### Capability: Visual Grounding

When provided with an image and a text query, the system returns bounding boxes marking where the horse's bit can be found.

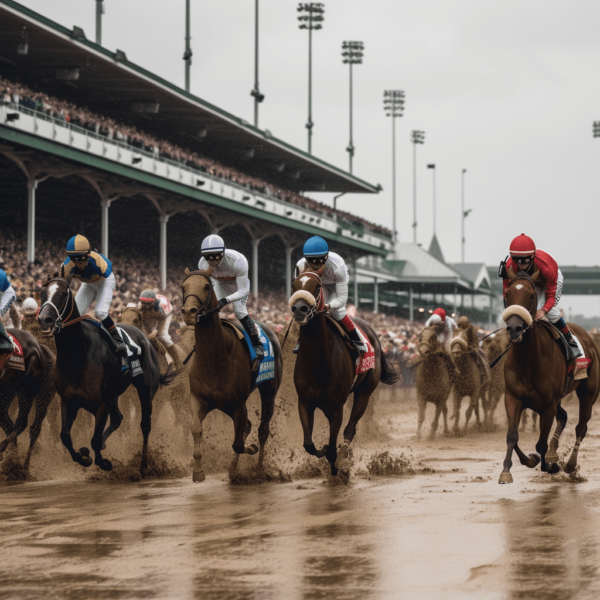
[182,274,215,322]
[41,278,74,335]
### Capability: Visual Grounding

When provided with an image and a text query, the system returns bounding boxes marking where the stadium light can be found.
[411,130,425,244]
[427,163,436,235]
[250,0,265,127]
[95,0,104,45]
[298,3,325,154]
[342,41,363,174]
[183,0,193,92]
[461,168,471,262]
[594,121,600,138]
[384,90,405,245]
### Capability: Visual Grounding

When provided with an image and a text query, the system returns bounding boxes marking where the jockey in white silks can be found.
[0,267,16,353]
[293,235,367,354]
[197,234,264,361]
[424,307,457,350]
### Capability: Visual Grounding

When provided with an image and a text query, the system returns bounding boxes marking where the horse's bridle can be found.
[293,273,324,325]
[41,278,77,335]
[507,272,538,332]
[182,272,215,322]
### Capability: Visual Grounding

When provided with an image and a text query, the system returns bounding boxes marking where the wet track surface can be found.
[1,393,600,599]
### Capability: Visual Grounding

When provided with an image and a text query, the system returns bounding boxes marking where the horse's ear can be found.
[206,265,214,276]
[184,267,191,276]
[507,266,517,281]
[530,268,540,282]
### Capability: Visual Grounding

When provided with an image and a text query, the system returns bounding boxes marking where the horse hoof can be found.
[331,466,339,477]
[527,453,541,468]
[193,471,206,483]
[97,459,113,472]
[80,456,92,468]
[545,451,559,464]
[79,447,90,457]
[498,472,513,484]
[564,462,577,474]
[247,444,259,456]
[547,462,561,475]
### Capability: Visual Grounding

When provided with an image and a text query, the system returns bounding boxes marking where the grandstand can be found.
[0,0,391,297]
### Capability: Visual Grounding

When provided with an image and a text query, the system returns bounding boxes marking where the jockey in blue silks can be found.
[293,236,367,355]
[0,268,16,354]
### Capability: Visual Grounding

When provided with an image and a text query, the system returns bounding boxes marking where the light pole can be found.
[95,0,104,45]
[298,3,325,155]
[250,0,265,127]
[183,0,193,93]
[384,90,405,245]
[593,121,600,138]
[411,130,425,244]
[427,163,436,235]
[461,168,472,262]
[342,41,363,174]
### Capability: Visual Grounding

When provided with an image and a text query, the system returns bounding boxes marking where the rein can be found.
[490,343,512,368]
[182,270,215,321]
[41,278,80,334]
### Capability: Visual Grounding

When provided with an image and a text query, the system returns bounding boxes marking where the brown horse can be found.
[0,329,56,473]
[414,327,452,439]
[450,328,484,434]
[181,268,282,482]
[480,329,508,428]
[289,271,399,476]
[499,268,600,483]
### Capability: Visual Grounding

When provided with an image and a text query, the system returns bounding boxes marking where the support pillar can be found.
[159,213,170,291]
[285,244,293,297]
[488,293,493,327]
[251,237,260,298]
[409,285,414,321]
[27,177,37,263]
[353,260,359,307]
[453,285,458,317]
[373,277,379,314]
[101,197,110,257]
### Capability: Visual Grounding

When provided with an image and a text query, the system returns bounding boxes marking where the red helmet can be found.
[509,233,536,258]
[433,308,446,321]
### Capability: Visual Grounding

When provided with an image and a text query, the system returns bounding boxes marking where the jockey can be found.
[0,267,16,354]
[500,233,579,356]
[139,289,174,349]
[425,308,457,349]
[293,236,368,354]
[197,234,264,361]
[61,234,129,374]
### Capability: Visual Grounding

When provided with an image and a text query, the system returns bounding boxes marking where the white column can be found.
[159,213,170,291]
[27,177,37,263]
[409,285,414,321]
[285,244,293,296]
[251,237,260,297]
[353,260,359,307]
[101,197,110,257]
[373,277,379,314]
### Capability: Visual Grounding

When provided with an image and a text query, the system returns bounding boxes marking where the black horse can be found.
[38,275,175,476]
[0,329,56,474]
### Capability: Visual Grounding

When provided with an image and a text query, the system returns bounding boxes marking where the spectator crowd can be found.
[0,75,390,238]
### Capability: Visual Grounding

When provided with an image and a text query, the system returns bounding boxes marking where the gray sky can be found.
[22,0,600,315]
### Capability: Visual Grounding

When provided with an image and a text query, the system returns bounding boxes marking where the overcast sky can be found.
[21,0,600,315]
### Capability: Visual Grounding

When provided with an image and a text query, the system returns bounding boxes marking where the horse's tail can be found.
[379,349,400,386]
[159,363,181,386]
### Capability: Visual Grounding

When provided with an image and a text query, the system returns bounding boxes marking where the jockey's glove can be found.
[207,297,229,315]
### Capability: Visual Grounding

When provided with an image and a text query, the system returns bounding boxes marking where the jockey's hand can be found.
[324,304,330,311]
[535,309,547,320]
[206,298,229,315]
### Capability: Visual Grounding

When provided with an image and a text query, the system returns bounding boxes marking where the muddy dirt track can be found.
[1,383,600,600]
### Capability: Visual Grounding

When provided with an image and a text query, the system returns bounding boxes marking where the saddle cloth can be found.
[238,323,275,389]
[324,315,375,375]
[0,333,25,372]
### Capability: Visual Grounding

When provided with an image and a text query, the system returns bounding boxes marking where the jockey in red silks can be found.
[424,308,457,350]
[500,233,579,357]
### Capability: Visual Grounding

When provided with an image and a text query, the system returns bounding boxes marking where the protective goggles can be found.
[203,252,224,263]
[305,254,328,267]
[512,255,533,266]
[70,253,89,263]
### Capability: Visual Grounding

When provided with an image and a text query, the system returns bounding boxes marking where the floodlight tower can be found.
[342,41,363,173]
[183,0,193,92]
[250,0,265,127]
[411,130,425,244]
[95,0,104,45]
[298,3,325,154]
[594,121,600,138]
[384,90,405,245]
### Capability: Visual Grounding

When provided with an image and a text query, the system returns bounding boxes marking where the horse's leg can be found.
[327,406,344,476]
[135,381,154,478]
[91,403,112,471]
[257,381,276,473]
[337,384,373,470]
[190,392,210,483]
[546,403,568,464]
[100,403,123,451]
[416,393,426,439]
[59,399,92,467]
[499,390,524,484]
[299,399,326,458]
[229,403,258,479]
[452,391,461,434]
[473,381,482,428]
[537,404,560,474]
[0,389,33,460]
[430,401,442,440]
[464,396,474,434]
[532,411,538,431]
[24,382,54,473]
[442,397,449,434]
[565,383,594,473]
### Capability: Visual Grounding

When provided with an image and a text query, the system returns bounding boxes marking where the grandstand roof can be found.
[0,0,380,195]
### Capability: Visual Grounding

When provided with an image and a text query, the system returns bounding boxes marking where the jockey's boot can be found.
[553,317,580,361]
[102,317,130,375]
[293,341,300,355]
[0,322,13,354]
[241,316,265,362]
[338,315,368,354]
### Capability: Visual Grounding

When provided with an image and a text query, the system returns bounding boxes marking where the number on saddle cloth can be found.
[0,333,25,372]
[239,324,275,389]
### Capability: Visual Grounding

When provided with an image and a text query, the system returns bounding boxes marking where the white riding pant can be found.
[323,285,346,320]
[75,272,116,321]
[156,313,173,347]
[536,269,563,323]
[213,280,249,320]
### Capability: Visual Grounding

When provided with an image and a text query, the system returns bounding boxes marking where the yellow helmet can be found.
[66,234,91,256]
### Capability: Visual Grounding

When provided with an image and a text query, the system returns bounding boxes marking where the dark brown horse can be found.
[0,329,56,473]
[181,268,282,482]
[289,271,399,476]
[499,268,600,483]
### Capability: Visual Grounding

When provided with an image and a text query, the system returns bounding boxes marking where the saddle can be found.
[324,315,375,375]
[0,333,25,373]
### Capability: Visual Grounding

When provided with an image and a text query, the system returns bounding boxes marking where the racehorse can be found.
[289,271,399,476]
[499,267,600,483]
[181,268,282,482]
[0,329,56,473]
[38,274,175,477]
[414,326,452,439]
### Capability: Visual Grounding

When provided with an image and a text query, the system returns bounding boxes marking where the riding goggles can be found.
[305,254,328,268]
[512,255,533,266]
[203,252,224,263]
[70,254,89,263]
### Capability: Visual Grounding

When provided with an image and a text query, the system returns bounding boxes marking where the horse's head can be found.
[181,267,215,323]
[450,328,469,355]
[502,266,539,343]
[38,273,74,335]
[417,326,441,357]
[120,306,142,328]
[289,271,324,325]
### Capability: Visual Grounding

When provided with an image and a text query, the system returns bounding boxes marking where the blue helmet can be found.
[303,236,329,258]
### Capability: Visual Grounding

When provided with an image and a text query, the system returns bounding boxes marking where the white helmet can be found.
[201,234,226,254]
[22,298,39,315]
